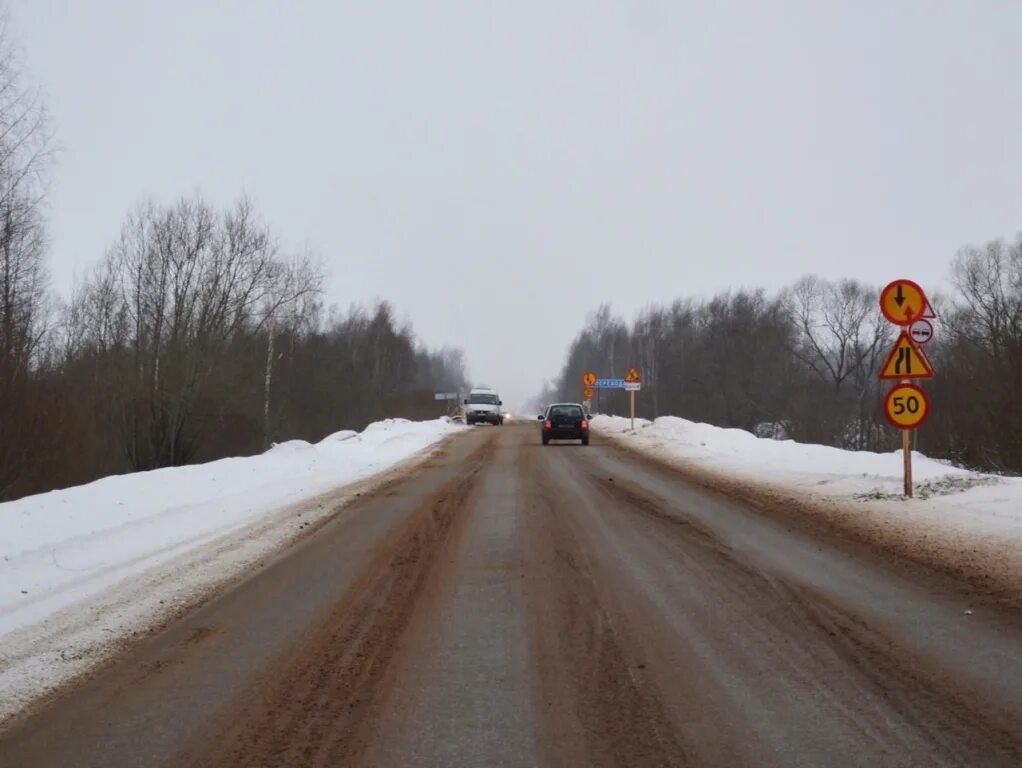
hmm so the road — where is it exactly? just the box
[2,424,1022,767]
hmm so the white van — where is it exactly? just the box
[464,387,503,426]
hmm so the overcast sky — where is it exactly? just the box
[13,1,1022,409]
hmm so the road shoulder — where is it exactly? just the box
[0,431,466,734]
[595,428,1022,614]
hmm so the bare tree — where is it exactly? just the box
[934,237,1022,469]
[0,5,54,498]
[261,247,323,448]
[67,196,322,468]
[632,306,667,417]
[0,6,51,376]
[784,276,891,447]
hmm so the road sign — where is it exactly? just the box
[582,399,591,412]
[879,331,935,380]
[582,371,597,387]
[595,378,624,389]
[878,279,935,499]
[909,319,933,345]
[884,383,930,430]
[624,366,641,383]
[880,279,929,325]
[583,386,595,399]
[624,382,641,392]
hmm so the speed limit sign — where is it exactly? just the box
[884,383,930,430]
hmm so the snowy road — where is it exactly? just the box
[2,424,1021,766]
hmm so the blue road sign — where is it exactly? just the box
[595,378,625,389]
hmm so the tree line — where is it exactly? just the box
[1,191,469,502]
[0,16,467,501]
[545,241,1022,475]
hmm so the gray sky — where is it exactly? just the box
[13,1,1022,410]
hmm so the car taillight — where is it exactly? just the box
[581,419,589,429]
[544,420,552,429]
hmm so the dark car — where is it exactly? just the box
[538,403,591,445]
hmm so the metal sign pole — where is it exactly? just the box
[630,390,635,431]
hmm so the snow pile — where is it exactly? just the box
[0,417,463,718]
[593,415,1022,544]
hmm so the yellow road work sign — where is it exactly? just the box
[624,366,641,383]
[884,383,930,429]
[880,279,929,325]
[879,332,934,380]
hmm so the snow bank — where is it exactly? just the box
[593,415,1022,547]
[0,417,463,719]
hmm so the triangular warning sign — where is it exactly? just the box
[879,331,935,380]
[624,366,641,383]
[921,301,937,319]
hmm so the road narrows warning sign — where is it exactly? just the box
[879,331,934,380]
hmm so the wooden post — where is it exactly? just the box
[900,378,913,497]
[630,389,635,431]
[903,428,913,497]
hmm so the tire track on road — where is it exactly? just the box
[519,443,690,768]
[575,455,1022,766]
[187,435,496,768]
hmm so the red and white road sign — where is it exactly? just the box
[908,319,934,345]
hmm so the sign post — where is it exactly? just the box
[883,381,930,495]
[434,392,460,416]
[624,367,642,431]
[902,420,913,497]
[582,371,597,413]
[593,371,643,427]
[878,280,937,498]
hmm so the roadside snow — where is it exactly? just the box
[593,415,1022,551]
[0,418,463,722]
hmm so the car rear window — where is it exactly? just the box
[549,405,582,418]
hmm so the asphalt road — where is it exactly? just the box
[2,424,1021,767]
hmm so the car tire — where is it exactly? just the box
[542,436,549,445]
[581,437,589,446]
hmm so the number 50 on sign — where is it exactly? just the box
[884,383,930,430]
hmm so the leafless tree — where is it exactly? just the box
[67,196,324,468]
[783,276,891,447]
[0,5,54,497]
[261,247,323,448]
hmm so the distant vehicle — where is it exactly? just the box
[464,387,503,426]
[538,403,591,445]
